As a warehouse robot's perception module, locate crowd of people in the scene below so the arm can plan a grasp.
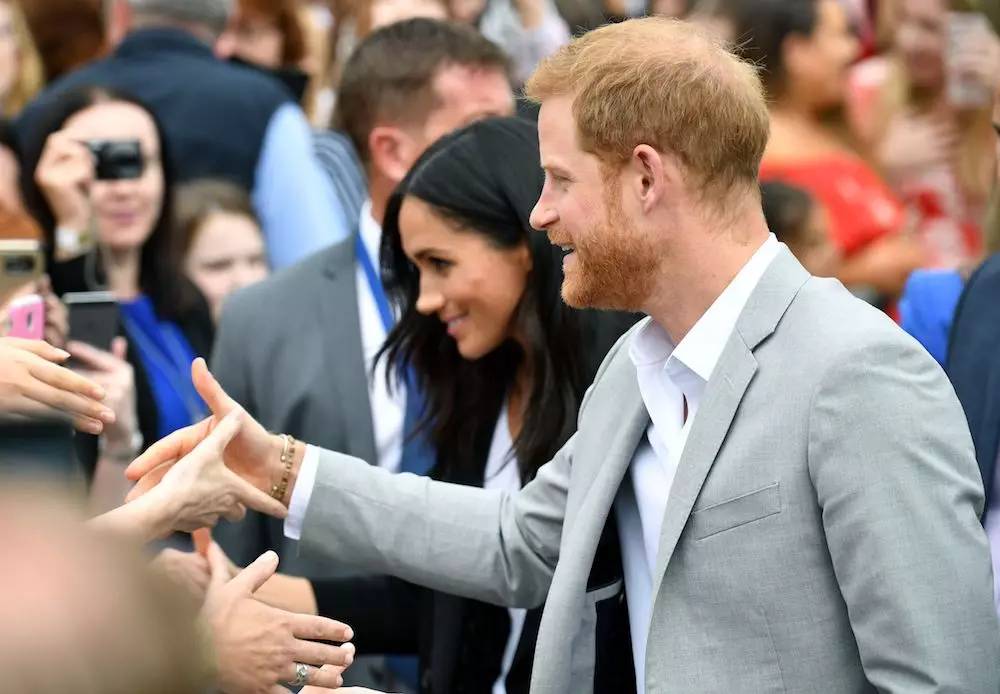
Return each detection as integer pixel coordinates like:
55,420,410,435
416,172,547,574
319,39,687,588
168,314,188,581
2,0,1000,692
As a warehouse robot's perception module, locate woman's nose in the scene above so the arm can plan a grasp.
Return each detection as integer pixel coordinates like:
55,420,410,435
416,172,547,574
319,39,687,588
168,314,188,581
415,286,444,316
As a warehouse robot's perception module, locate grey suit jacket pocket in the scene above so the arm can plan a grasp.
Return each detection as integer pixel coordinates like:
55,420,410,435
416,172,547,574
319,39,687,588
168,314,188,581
690,482,782,541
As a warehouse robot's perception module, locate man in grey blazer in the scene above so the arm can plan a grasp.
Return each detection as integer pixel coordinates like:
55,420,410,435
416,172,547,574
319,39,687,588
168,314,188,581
131,17,1000,694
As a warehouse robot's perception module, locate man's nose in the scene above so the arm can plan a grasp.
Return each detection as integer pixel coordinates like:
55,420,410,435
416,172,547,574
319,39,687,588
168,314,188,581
530,200,556,231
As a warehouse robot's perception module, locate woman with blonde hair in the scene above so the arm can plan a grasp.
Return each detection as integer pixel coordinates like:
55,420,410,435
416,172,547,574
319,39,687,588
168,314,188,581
0,0,43,117
849,0,1000,268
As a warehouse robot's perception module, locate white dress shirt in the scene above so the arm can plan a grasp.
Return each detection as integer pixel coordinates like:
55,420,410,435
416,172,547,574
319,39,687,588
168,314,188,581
285,200,407,541
615,235,781,693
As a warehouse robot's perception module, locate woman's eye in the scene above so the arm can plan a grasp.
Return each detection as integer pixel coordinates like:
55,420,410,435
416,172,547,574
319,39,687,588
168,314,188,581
428,257,451,272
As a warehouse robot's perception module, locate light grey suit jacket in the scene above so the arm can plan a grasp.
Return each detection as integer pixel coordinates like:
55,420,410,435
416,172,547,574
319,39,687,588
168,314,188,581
210,238,393,690
300,248,1000,693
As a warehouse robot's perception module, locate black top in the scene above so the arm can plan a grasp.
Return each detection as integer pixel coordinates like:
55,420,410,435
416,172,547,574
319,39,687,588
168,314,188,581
309,309,642,694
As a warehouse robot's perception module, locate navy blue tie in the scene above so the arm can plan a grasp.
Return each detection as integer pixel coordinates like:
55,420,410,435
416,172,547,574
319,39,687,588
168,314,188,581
357,236,428,690
400,377,436,476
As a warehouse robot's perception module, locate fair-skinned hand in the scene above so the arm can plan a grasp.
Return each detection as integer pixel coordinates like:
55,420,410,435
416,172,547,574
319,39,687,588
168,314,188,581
878,111,958,177
300,665,400,693
125,358,286,510
151,547,211,603
38,276,68,348
34,130,94,232
140,408,287,532
0,337,113,433
204,547,356,694
68,338,138,454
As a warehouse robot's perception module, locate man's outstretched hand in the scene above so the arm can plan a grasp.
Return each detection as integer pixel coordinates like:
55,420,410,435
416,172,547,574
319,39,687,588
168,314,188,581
126,358,296,515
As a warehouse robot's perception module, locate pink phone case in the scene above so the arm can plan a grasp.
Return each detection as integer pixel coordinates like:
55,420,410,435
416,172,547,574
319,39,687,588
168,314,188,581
7,294,45,340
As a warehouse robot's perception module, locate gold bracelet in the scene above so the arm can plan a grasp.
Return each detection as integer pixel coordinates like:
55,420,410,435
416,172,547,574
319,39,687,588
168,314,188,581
271,434,296,501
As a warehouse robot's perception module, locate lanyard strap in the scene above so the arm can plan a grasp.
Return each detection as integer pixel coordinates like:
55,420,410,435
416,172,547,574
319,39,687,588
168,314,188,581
355,235,393,333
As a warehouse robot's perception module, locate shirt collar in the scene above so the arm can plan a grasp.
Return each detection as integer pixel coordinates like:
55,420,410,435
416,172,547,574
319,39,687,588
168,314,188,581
359,199,382,268
629,234,782,383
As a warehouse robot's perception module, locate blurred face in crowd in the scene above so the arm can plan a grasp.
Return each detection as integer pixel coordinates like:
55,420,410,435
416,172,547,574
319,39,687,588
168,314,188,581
783,0,858,110
649,0,686,17
184,211,269,322
895,0,947,89
370,0,448,31
531,96,659,311
373,65,514,186
61,101,163,252
0,1,18,103
225,13,284,68
450,0,486,25
403,196,532,359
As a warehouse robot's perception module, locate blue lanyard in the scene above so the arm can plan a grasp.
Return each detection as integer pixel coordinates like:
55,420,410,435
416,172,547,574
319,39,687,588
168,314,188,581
356,236,393,333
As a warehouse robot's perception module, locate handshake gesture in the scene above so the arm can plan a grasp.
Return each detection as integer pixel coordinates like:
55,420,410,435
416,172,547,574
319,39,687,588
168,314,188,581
124,358,396,694
125,358,300,524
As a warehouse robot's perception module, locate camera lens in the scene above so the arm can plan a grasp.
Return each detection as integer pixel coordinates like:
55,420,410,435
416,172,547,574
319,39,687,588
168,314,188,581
4,255,36,275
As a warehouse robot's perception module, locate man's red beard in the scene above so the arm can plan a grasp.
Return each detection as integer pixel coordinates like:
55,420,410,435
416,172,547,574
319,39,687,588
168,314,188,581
559,185,658,312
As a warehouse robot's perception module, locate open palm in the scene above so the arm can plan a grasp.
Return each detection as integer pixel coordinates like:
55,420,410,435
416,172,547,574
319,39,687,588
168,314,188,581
127,358,281,507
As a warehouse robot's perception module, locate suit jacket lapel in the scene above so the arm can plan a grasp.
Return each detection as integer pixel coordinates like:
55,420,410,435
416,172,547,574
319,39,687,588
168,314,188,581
531,358,647,693
650,248,810,600
317,235,379,466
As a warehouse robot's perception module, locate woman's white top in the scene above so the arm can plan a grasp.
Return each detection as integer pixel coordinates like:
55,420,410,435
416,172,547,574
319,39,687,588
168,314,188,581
485,402,526,694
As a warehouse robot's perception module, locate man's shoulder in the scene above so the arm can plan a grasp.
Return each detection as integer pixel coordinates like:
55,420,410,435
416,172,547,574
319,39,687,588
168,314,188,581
223,241,354,322
775,277,945,397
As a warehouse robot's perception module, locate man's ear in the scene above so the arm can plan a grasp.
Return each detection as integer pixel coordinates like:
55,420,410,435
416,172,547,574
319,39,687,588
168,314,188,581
369,126,416,186
626,144,677,215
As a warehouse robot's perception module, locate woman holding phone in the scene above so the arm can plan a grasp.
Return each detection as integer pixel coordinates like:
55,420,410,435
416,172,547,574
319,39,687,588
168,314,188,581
21,85,213,467
154,116,638,694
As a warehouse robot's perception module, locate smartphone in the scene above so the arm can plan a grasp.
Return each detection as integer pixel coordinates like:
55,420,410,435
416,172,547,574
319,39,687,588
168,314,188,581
6,293,45,340
83,139,144,180
64,291,119,353
0,239,42,307
947,12,993,107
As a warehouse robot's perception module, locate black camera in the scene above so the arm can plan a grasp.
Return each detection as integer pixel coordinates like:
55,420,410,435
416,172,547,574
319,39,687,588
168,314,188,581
83,139,144,181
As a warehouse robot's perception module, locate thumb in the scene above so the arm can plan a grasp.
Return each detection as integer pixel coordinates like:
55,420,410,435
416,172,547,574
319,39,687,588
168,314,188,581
192,358,239,417
229,550,279,596
201,406,242,453
110,336,127,362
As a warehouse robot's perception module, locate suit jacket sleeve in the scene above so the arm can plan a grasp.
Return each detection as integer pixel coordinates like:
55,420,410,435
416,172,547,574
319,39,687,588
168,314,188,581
300,435,571,610
808,337,1000,692
208,293,273,567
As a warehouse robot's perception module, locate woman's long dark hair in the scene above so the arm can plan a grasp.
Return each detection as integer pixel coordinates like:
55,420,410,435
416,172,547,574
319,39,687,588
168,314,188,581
20,84,198,320
378,116,589,483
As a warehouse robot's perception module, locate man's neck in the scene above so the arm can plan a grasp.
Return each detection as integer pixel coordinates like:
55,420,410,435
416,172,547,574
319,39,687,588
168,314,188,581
642,218,770,345
367,174,394,228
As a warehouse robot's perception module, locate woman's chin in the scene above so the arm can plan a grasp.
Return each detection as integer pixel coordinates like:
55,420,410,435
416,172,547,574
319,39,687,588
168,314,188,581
99,225,154,251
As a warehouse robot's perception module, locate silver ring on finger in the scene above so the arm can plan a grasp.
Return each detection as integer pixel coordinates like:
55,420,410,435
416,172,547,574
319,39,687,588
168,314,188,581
291,662,310,686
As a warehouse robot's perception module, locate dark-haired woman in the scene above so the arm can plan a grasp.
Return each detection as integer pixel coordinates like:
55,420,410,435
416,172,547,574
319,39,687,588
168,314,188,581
202,116,639,694
21,86,213,473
